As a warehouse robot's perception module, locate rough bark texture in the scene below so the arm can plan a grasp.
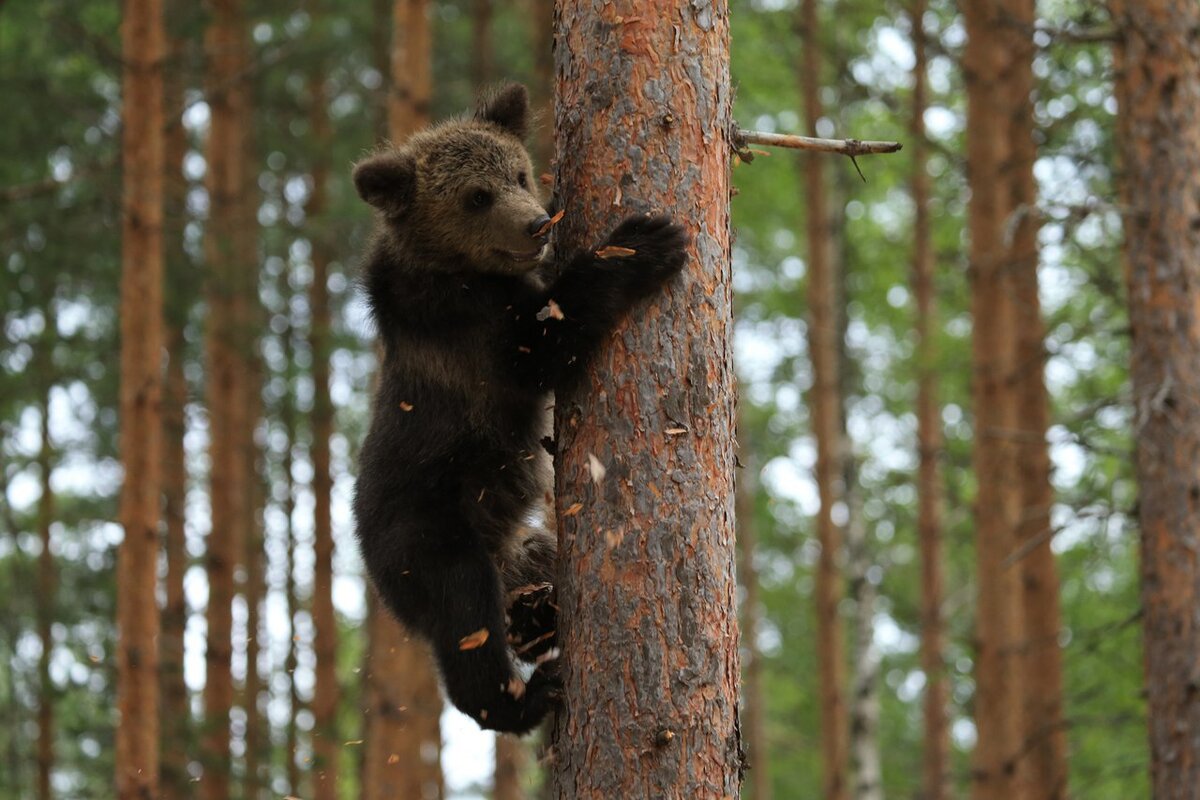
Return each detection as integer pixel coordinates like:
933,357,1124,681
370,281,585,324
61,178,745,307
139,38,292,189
737,450,771,800
548,2,740,797
115,0,165,797
494,735,528,800
963,2,1027,797
910,3,949,798
1006,0,1067,794
307,72,340,800
1112,3,1200,797
360,3,444,795
201,2,249,796
799,2,848,797
36,387,55,800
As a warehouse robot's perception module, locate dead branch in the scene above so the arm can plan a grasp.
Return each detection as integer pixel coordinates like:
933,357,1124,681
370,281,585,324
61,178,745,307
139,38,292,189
732,126,902,181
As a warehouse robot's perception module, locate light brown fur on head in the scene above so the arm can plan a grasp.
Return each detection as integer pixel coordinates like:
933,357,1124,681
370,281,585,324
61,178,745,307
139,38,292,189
353,84,551,275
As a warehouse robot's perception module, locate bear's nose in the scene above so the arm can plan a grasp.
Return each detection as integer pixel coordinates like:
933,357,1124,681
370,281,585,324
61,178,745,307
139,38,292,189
527,214,552,239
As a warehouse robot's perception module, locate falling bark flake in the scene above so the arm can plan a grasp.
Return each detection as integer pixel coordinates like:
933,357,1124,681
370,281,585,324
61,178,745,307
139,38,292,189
595,245,637,259
386,754,400,765
665,426,689,435
563,502,584,517
587,452,607,484
506,677,526,699
399,401,414,412
537,299,565,321
458,628,489,650
533,209,565,238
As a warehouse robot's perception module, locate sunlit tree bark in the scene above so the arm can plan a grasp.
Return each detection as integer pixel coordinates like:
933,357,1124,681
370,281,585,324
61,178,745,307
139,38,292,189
1112,2,1200,796
548,1,740,796
115,0,166,796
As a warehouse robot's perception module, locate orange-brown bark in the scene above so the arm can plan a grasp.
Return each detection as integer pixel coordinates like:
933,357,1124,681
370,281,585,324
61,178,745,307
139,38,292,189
910,3,949,798
963,1,1029,797
799,2,848,797
1112,3,1200,796
548,2,740,796
494,736,527,800
201,2,250,796
115,0,166,796
359,3,445,794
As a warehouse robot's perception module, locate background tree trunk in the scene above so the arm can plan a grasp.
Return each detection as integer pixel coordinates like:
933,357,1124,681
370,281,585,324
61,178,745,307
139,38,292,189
360,2,445,796
280,314,303,797
307,70,340,800
548,2,740,797
115,0,165,796
1005,0,1067,794
963,1,1027,796
36,383,55,800
910,3,949,797
798,1,849,797
201,2,249,796
737,448,771,800
1112,2,1200,796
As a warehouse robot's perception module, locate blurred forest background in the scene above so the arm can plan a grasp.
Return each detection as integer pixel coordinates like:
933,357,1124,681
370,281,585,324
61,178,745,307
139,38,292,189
0,0,1173,798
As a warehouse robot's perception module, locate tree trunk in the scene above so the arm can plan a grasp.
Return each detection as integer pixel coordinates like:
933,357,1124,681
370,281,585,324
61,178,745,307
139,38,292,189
36,384,55,800
1005,0,1067,795
202,2,249,796
845,476,881,800
471,0,493,88
548,2,739,797
494,735,527,800
360,2,445,795
115,0,166,796
1112,3,1200,797
527,0,554,170
242,362,266,800
798,2,848,797
737,448,771,800
963,2,1027,797
281,318,303,797
910,3,949,798
307,71,341,800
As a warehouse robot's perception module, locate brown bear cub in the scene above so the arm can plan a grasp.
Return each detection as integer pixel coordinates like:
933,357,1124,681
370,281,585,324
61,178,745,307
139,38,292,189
351,83,688,733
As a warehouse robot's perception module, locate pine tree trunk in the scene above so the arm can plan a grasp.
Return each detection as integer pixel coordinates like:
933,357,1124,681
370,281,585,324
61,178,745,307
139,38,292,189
201,2,249,796
1005,0,1067,795
548,2,740,796
1112,3,1200,796
307,71,341,800
799,2,848,797
471,0,493,88
116,1,166,797
910,3,949,797
527,0,554,170
963,2,1027,796
36,385,55,800
737,448,771,800
242,362,266,800
494,736,527,800
360,2,445,794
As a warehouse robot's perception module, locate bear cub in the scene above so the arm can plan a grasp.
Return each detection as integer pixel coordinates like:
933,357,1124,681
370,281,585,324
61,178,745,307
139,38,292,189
351,83,688,733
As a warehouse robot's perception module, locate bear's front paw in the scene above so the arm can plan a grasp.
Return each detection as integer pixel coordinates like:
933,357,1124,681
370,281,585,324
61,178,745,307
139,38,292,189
598,214,690,295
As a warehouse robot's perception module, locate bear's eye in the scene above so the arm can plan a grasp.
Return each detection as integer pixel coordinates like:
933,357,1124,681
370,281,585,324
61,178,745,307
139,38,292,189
517,171,528,189
467,189,493,211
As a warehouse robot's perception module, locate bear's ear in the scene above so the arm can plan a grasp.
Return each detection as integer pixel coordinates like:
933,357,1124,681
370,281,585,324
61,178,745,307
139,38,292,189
475,83,530,140
353,152,416,217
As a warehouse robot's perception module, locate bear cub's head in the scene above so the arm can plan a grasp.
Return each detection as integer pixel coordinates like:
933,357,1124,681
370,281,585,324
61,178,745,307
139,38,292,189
353,83,551,275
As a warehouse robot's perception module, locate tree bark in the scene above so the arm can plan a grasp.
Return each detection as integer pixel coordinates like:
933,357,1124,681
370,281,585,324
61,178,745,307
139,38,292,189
494,735,527,800
1112,3,1200,797
307,70,341,800
737,449,771,800
115,1,166,797
910,3,949,798
798,2,849,798
527,0,555,170
281,317,303,797
963,2,1028,797
201,2,249,796
548,2,740,797
36,384,55,800
471,0,493,88
360,2,445,795
1005,1,1067,795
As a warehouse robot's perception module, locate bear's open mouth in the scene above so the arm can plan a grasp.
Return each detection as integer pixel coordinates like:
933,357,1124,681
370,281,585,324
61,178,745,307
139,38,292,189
499,244,546,263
